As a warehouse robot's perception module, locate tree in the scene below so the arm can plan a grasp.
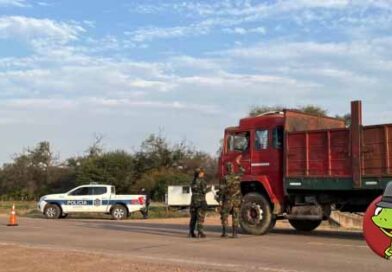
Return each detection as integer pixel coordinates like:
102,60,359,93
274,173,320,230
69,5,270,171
249,105,328,117
134,168,190,201
249,105,285,117
299,105,328,116
335,113,352,127
0,133,218,201
69,151,135,194
133,134,172,176
86,134,104,157
0,141,59,199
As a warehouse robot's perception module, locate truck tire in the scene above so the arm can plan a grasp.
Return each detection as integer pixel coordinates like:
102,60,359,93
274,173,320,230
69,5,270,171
111,205,128,220
240,193,273,235
44,204,61,219
288,219,322,232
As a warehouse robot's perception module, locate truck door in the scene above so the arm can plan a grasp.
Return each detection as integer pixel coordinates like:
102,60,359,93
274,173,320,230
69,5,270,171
223,131,251,175
66,186,90,212
251,127,284,197
89,186,110,212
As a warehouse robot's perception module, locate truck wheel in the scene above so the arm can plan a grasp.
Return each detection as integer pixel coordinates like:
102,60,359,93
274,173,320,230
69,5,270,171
240,193,273,235
44,204,61,219
289,219,322,232
111,205,128,220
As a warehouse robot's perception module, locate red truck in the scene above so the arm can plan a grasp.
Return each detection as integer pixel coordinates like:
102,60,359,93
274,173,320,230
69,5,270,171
219,101,391,235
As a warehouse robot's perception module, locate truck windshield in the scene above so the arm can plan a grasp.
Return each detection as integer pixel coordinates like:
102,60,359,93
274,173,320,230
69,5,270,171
227,132,249,153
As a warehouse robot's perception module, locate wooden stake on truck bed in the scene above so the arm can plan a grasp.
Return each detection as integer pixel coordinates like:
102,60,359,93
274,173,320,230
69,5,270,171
351,100,362,189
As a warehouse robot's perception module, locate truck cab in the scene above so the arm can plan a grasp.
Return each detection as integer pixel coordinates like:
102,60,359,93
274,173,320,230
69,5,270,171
220,112,285,208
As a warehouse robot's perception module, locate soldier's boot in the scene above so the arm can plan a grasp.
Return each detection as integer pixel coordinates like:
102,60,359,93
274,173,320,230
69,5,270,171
189,226,196,238
232,226,238,238
198,231,206,238
189,222,196,238
221,226,228,238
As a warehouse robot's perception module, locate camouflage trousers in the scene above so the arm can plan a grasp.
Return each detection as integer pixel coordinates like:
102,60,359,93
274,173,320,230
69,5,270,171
220,199,241,228
189,206,206,233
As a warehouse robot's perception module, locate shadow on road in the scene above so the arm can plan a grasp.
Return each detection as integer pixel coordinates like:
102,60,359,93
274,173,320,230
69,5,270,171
270,228,363,241
79,220,363,241
80,221,224,238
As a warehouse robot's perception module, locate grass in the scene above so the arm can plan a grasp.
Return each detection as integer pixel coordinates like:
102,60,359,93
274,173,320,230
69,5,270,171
0,201,189,220
0,201,38,216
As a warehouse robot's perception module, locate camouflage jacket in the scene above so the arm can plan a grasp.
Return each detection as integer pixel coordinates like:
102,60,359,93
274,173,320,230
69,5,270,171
218,166,244,202
190,177,208,207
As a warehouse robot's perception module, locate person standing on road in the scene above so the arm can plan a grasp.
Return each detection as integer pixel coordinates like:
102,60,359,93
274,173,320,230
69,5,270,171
189,168,208,238
139,188,150,219
219,156,244,238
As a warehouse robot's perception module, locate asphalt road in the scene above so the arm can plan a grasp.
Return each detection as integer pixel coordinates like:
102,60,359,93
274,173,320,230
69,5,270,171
0,216,390,272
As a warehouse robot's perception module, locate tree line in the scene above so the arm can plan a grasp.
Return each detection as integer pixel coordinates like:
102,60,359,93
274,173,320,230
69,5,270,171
0,104,345,201
0,134,217,201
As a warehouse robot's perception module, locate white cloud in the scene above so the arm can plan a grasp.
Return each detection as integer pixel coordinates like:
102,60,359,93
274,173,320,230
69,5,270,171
0,97,220,115
1,98,77,109
175,73,308,88
128,0,392,42
132,1,352,18
36,1,52,7
1,0,392,163
88,98,220,114
279,0,350,10
0,61,174,98
0,0,28,7
126,24,210,42
223,26,266,35
0,16,85,44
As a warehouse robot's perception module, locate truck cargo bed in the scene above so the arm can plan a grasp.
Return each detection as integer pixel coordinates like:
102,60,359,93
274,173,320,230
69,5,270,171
285,124,392,191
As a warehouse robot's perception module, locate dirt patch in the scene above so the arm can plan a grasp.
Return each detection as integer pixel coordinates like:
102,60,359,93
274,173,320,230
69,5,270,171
0,244,216,272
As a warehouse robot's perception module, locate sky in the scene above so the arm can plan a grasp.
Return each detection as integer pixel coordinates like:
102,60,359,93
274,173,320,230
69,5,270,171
0,0,392,163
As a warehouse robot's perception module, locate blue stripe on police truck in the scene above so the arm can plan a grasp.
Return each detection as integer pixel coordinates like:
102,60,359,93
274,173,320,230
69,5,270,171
47,200,135,206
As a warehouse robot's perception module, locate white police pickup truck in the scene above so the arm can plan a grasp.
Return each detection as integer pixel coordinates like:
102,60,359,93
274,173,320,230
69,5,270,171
38,184,146,220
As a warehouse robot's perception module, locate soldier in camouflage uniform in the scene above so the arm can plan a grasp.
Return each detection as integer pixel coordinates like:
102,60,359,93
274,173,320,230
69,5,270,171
218,160,244,238
189,168,208,238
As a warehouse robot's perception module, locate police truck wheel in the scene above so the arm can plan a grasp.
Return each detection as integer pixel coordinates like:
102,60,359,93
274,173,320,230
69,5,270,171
240,193,273,235
288,219,322,232
111,205,128,220
44,204,61,219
